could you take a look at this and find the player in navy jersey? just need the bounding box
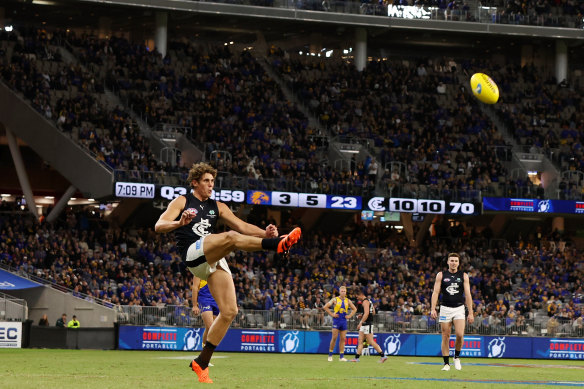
[155,162,301,383]
[349,288,387,363]
[430,253,475,371]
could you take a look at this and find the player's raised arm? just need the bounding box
[155,196,189,233]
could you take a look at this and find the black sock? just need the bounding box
[355,354,360,359]
[194,341,216,369]
[443,356,449,365]
[261,237,282,250]
[454,350,460,359]
[380,352,385,357]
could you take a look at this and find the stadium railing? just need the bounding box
[116,306,584,338]
[0,291,28,322]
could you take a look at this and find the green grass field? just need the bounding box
[1,349,584,389]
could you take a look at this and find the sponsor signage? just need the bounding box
[119,327,578,360]
[0,269,42,290]
[483,197,584,215]
[0,322,22,348]
[533,338,584,360]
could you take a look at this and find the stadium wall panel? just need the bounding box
[118,326,583,360]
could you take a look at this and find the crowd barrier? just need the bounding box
[118,326,584,360]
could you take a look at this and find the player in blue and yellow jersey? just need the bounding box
[323,286,357,361]
[192,275,220,366]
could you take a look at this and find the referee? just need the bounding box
[430,253,475,371]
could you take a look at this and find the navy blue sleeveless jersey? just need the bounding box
[440,270,465,308]
[174,192,220,260]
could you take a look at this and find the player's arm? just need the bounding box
[430,271,443,320]
[217,202,278,237]
[358,300,370,328]
[346,300,358,319]
[463,273,475,324]
[154,196,189,233]
[191,277,201,316]
[323,298,337,318]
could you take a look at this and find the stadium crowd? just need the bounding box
[0,202,582,336]
[4,27,583,199]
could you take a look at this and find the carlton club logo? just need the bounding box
[182,328,203,351]
[250,191,270,205]
[384,334,402,356]
[488,337,506,358]
[281,331,300,353]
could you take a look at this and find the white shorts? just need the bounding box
[439,305,465,323]
[359,324,375,335]
[186,236,232,281]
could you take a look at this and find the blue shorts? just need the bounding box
[332,319,347,331]
[199,296,219,316]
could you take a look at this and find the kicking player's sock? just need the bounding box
[195,341,216,369]
[443,356,449,365]
[328,351,333,357]
[261,237,282,250]
[354,354,360,359]
[454,350,460,359]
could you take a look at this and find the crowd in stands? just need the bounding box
[4,26,583,199]
[0,28,180,180]
[269,50,519,200]
[460,59,584,199]
[1,202,582,335]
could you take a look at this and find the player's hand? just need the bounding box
[430,309,437,320]
[467,312,474,324]
[265,224,278,238]
[192,306,200,316]
[333,313,339,318]
[357,323,361,330]
[180,209,196,226]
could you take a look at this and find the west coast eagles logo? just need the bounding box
[383,334,402,356]
[281,331,300,353]
[250,191,270,205]
[488,337,506,358]
[183,328,203,351]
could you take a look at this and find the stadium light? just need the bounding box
[4,26,13,32]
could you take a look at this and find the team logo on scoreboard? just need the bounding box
[281,331,300,353]
[250,191,270,205]
[488,337,506,358]
[576,202,584,214]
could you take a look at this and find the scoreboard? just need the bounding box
[114,182,479,214]
[247,190,361,210]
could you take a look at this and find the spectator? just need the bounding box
[55,313,67,328]
[67,315,81,328]
[38,314,49,326]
